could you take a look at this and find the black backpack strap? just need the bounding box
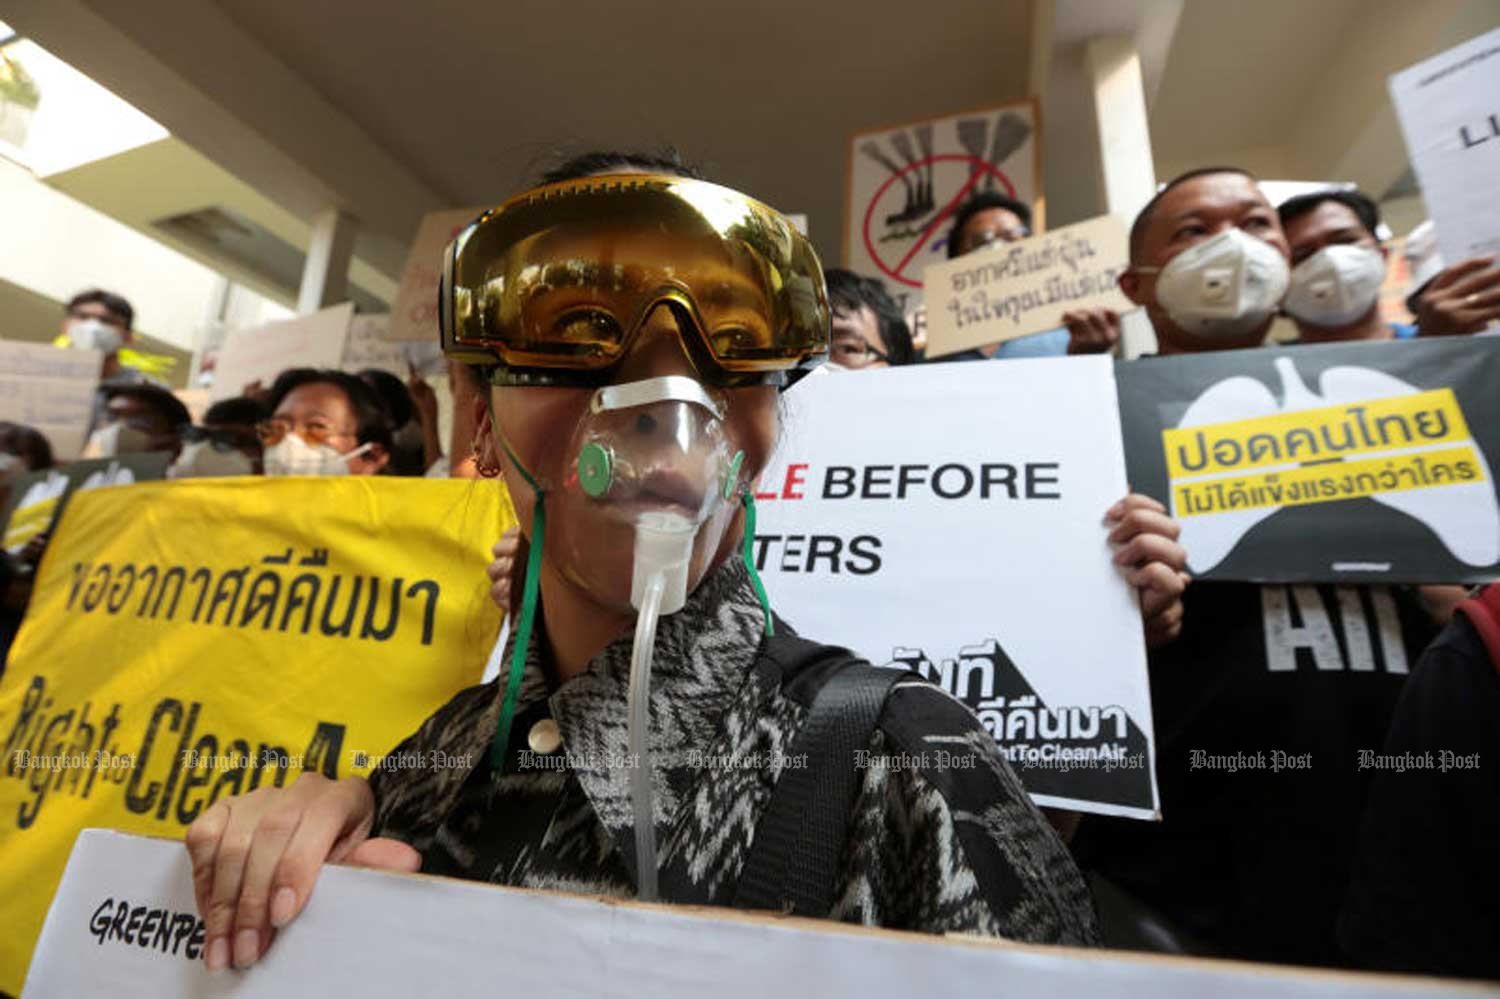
[733,656,905,916]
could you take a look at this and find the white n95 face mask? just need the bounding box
[1141,228,1290,338]
[81,422,153,459]
[1283,244,1386,327]
[262,434,370,477]
[66,318,125,354]
[167,441,255,479]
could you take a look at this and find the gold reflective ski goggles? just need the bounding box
[440,174,829,387]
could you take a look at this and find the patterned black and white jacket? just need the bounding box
[368,557,1099,944]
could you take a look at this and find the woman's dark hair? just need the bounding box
[0,421,55,471]
[357,369,416,429]
[66,288,135,329]
[824,268,915,366]
[947,193,1035,259]
[539,148,706,185]
[203,396,268,427]
[267,368,394,453]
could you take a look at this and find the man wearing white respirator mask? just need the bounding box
[82,385,188,460]
[1073,168,1448,969]
[257,369,391,477]
[1276,190,1413,345]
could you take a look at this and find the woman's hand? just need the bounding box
[1105,493,1191,648]
[486,527,525,616]
[184,773,418,971]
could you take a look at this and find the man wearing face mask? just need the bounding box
[1276,190,1412,344]
[57,289,168,433]
[168,396,267,478]
[1070,168,1443,970]
[83,385,189,460]
[260,369,392,477]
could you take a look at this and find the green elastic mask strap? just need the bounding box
[741,493,774,637]
[491,495,546,774]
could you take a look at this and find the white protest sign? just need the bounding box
[0,340,102,461]
[389,207,489,343]
[922,214,1135,358]
[1390,28,1500,263]
[339,313,404,376]
[845,100,1041,292]
[210,303,354,401]
[756,359,1157,819]
[26,830,1484,999]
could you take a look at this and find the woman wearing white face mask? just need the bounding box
[1276,189,1413,345]
[258,369,392,477]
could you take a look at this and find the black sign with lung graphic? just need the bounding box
[1117,337,1500,583]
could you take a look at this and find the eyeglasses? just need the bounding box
[440,174,830,388]
[828,338,890,369]
[963,227,1031,253]
[181,425,261,453]
[255,419,354,447]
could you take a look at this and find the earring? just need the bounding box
[471,439,502,478]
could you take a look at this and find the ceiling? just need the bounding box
[210,0,1034,261]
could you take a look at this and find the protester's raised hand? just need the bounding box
[1105,493,1190,648]
[184,773,418,972]
[487,527,525,616]
[1415,256,1500,335]
[1063,307,1121,354]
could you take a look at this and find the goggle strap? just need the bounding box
[740,494,774,638]
[490,497,547,774]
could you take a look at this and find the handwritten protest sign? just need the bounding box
[845,100,1041,291]
[0,340,102,460]
[1390,27,1500,264]
[25,830,1480,999]
[0,476,515,993]
[1117,338,1500,582]
[756,359,1156,818]
[389,207,489,343]
[210,303,354,401]
[921,214,1135,358]
[340,313,405,376]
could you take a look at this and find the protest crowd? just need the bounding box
[1,7,1499,997]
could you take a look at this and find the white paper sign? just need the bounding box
[210,303,354,401]
[25,830,1485,998]
[922,214,1135,357]
[756,359,1157,819]
[1390,28,1500,263]
[845,100,1041,292]
[388,207,489,343]
[339,314,405,376]
[0,340,102,461]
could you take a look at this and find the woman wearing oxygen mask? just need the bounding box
[185,167,1100,974]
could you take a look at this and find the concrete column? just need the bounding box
[297,207,356,314]
[1084,34,1159,358]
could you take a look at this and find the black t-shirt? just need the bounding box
[1072,581,1436,967]
[1338,612,1500,979]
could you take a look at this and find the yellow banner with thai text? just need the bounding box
[0,476,515,994]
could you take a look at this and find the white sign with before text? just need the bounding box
[757,359,1157,819]
[922,214,1136,358]
[1390,27,1500,264]
[210,303,354,401]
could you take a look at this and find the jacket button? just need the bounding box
[528,718,562,755]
